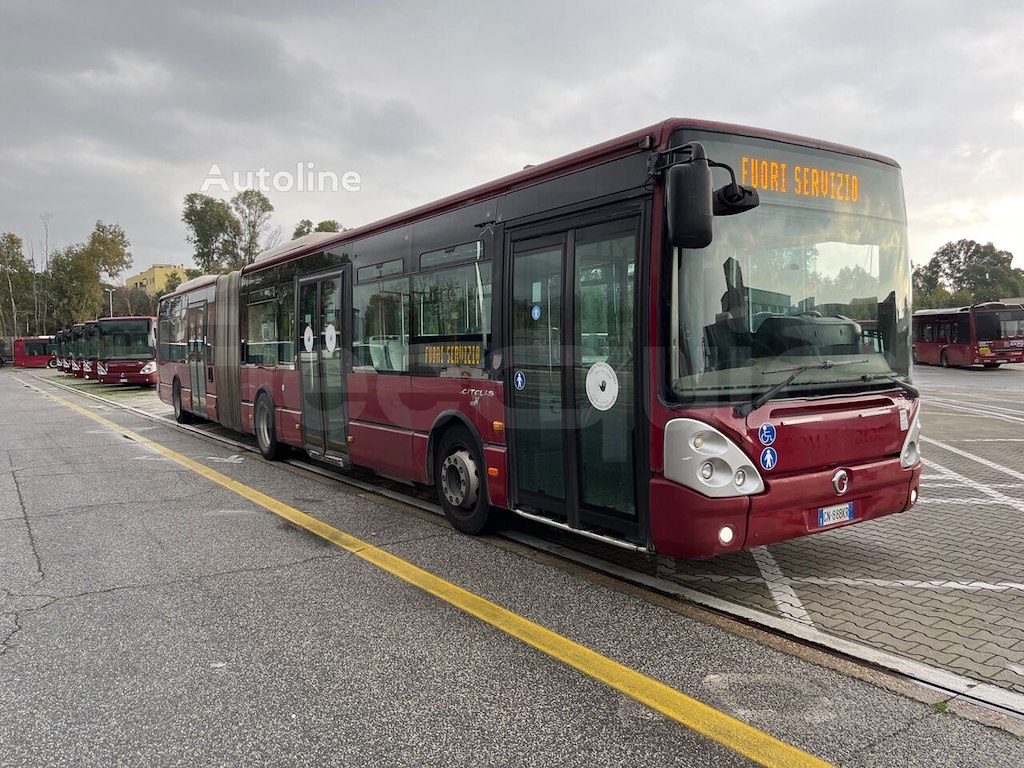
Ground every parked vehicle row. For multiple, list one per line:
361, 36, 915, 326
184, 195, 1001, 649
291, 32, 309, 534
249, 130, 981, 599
51, 316, 158, 385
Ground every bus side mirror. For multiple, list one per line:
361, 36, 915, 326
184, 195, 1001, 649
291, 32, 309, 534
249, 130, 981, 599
665, 158, 713, 249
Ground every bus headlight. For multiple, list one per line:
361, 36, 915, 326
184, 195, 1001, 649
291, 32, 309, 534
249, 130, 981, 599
96, 363, 107, 376
140, 361, 157, 375
664, 418, 764, 498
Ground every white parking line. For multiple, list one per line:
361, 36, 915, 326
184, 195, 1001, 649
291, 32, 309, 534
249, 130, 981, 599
921, 457, 1024, 513
923, 436, 1024, 483
750, 546, 814, 625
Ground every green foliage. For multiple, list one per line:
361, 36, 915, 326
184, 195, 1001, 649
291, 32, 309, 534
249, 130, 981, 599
292, 218, 341, 240
0, 233, 34, 336
86, 220, 133, 278
913, 240, 1024, 309
230, 189, 274, 268
162, 271, 184, 295
182, 192, 241, 273
292, 219, 313, 239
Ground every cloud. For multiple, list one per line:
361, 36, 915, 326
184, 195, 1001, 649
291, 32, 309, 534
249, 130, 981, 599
1, 0, 1024, 272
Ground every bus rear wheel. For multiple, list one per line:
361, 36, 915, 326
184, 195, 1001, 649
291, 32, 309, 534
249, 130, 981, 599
173, 380, 193, 424
255, 393, 285, 461
435, 426, 491, 535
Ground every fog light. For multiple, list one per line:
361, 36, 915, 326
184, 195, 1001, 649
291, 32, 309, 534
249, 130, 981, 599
693, 434, 704, 450
718, 526, 735, 545
910, 487, 918, 505
734, 469, 746, 487
700, 461, 714, 480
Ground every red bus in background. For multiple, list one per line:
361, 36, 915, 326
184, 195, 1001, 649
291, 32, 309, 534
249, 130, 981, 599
13, 336, 57, 368
95, 316, 158, 385
54, 329, 70, 372
69, 323, 85, 376
159, 118, 922, 560
912, 302, 1024, 368
81, 321, 99, 379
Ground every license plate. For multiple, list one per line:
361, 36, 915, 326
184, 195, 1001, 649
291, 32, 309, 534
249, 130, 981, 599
817, 501, 854, 527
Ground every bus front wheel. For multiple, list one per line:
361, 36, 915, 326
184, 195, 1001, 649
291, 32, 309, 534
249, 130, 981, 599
254, 393, 285, 461
435, 426, 491, 535
173, 380, 193, 424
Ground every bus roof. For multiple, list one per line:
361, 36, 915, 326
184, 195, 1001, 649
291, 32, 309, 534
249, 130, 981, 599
97, 315, 156, 323
914, 302, 1024, 316
163, 117, 903, 294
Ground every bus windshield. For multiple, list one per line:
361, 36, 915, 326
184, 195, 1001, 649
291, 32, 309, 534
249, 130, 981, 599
975, 309, 1024, 341
668, 131, 911, 405
100, 320, 155, 359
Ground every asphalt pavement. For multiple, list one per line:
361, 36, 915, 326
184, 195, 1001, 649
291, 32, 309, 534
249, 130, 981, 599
2, 367, 1024, 766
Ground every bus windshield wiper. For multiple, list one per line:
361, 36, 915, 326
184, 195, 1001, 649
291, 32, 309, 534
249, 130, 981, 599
734, 359, 868, 418
859, 373, 919, 399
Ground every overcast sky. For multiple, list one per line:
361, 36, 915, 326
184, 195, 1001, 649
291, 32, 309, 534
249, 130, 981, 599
2, 1, 1023, 277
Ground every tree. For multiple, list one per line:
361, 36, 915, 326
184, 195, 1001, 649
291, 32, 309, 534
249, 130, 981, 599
47, 244, 102, 327
292, 219, 313, 239
163, 271, 184, 295
231, 189, 274, 268
85, 220, 133, 280
0, 233, 33, 337
292, 218, 342, 240
913, 240, 1024, 308
182, 193, 241, 273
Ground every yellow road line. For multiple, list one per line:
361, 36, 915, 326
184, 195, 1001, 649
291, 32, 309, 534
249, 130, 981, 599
26, 378, 832, 768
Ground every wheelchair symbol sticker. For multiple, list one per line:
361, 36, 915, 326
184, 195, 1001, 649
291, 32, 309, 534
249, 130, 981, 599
760, 447, 778, 471
513, 370, 526, 390
758, 423, 776, 446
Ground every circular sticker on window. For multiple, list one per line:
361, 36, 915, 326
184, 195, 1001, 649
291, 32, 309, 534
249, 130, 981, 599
324, 323, 337, 353
303, 325, 315, 352
585, 362, 618, 411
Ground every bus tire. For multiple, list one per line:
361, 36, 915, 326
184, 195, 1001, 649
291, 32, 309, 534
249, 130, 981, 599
940, 350, 949, 368
254, 393, 285, 461
435, 426, 491, 535
47, 357, 57, 369
173, 379, 193, 424
984, 363, 1001, 369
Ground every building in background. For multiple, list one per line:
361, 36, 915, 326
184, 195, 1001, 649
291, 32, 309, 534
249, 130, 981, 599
124, 264, 187, 296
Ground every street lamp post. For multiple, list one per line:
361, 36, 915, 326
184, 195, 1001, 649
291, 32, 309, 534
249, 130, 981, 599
104, 288, 115, 317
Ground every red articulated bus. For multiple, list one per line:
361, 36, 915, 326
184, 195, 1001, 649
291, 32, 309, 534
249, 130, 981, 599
95, 316, 158, 385
912, 302, 1024, 368
13, 336, 57, 368
159, 118, 922, 559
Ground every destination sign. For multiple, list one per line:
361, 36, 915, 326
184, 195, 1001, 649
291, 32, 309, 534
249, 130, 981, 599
671, 128, 906, 220
740, 156, 859, 203
422, 342, 483, 367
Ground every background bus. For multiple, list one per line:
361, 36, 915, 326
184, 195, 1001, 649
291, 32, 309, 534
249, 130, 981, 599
81, 321, 100, 379
159, 118, 921, 560
13, 336, 56, 368
54, 329, 69, 372
69, 323, 85, 376
95, 316, 158, 385
912, 302, 1024, 368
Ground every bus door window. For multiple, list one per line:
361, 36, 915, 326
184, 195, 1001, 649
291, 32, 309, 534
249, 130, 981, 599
573, 221, 637, 518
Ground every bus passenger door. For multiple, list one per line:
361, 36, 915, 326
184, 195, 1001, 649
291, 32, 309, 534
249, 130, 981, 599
298, 271, 350, 462
507, 216, 639, 540
186, 302, 208, 418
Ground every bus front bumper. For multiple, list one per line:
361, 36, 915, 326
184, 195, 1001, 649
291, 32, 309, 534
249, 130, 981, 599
649, 458, 922, 560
